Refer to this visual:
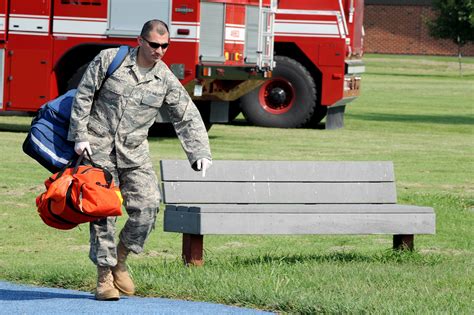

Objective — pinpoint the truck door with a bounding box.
[4,0,52,111]
[199,1,225,62]
[244,5,259,64]
[107,0,170,36]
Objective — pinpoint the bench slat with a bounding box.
[163,182,397,204]
[160,160,395,182]
[166,204,435,214]
[164,211,436,235]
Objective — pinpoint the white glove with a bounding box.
[74,141,92,155]
[196,158,212,177]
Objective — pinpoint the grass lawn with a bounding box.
[0,54,473,313]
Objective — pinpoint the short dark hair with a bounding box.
[140,20,169,38]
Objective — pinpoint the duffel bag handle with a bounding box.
[73,150,94,174]
[55,150,95,179]
[55,151,114,188]
[73,151,114,188]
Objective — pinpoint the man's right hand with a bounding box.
[74,141,92,155]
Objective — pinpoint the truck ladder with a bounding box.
[257,0,277,70]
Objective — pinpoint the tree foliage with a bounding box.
[428,0,474,46]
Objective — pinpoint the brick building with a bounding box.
[364,0,474,56]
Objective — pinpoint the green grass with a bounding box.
[363,53,474,77]
[0,55,473,313]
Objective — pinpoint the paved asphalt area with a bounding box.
[0,281,274,315]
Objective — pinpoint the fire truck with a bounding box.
[0,0,364,130]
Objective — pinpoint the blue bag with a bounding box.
[23,46,129,173]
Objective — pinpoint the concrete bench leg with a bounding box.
[182,234,204,266]
[393,234,414,250]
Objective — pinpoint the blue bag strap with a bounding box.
[106,45,130,78]
[94,45,130,99]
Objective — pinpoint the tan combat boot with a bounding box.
[111,241,135,295]
[95,266,120,301]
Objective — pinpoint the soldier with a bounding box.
[68,20,212,301]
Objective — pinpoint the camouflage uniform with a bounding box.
[68,47,211,267]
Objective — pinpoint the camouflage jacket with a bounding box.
[68,47,211,169]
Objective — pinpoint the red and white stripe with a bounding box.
[53,16,108,38]
[0,14,6,32]
[275,19,341,38]
[9,14,49,35]
[275,8,348,39]
[170,21,200,43]
[225,24,245,45]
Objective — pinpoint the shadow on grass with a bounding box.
[348,113,474,125]
[0,123,30,133]
[226,120,326,130]
[366,72,474,79]
[0,288,93,301]
[229,250,443,266]
[0,122,223,139]
[148,134,220,141]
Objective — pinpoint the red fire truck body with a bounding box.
[0,0,364,129]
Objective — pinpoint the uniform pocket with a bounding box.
[124,133,147,148]
[99,76,128,102]
[141,93,165,108]
[88,117,109,137]
[102,76,126,94]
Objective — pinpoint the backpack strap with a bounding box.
[106,45,130,78]
[95,45,130,97]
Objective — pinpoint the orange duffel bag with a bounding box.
[36,151,123,230]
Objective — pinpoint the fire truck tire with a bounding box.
[305,104,328,127]
[194,101,213,131]
[228,101,241,121]
[148,121,212,137]
[239,56,316,128]
[148,102,212,137]
[67,63,89,90]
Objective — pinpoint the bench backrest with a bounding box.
[160,160,397,205]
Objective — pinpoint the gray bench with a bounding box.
[161,160,435,265]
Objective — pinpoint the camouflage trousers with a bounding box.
[89,162,161,267]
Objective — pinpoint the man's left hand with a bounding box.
[196,158,212,177]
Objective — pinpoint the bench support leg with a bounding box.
[393,234,414,250]
[182,234,204,266]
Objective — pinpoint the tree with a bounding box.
[427,0,474,75]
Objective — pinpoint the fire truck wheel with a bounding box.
[67,63,89,90]
[148,101,212,137]
[239,56,316,128]
[148,120,212,137]
[228,100,242,121]
[305,104,328,127]
[148,123,177,137]
[194,101,213,131]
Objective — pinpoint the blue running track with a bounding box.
[0,281,274,315]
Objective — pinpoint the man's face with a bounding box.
[138,31,170,64]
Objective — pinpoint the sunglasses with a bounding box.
[142,37,170,50]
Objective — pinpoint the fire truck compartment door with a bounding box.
[0,0,6,41]
[199,2,225,62]
[107,0,170,37]
[0,49,4,107]
[7,49,50,111]
[244,5,258,64]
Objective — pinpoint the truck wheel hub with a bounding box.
[259,79,295,114]
[268,88,286,105]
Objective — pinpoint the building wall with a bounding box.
[364,4,474,56]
